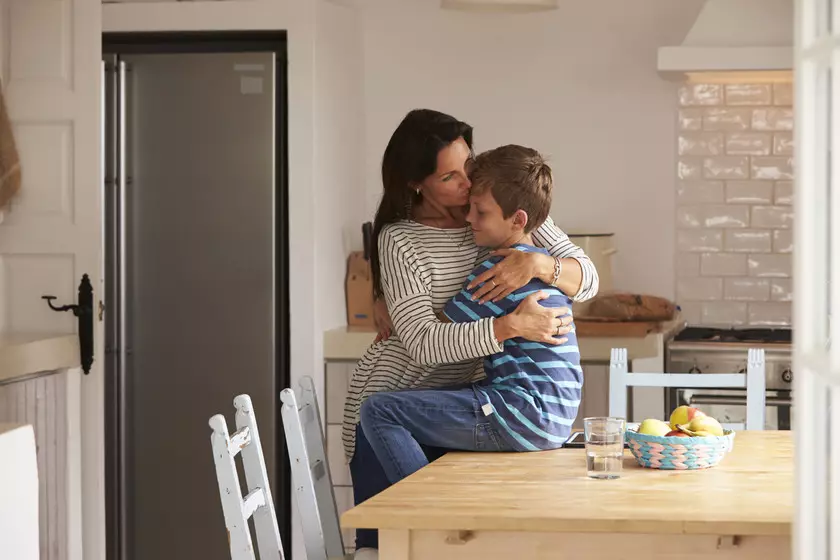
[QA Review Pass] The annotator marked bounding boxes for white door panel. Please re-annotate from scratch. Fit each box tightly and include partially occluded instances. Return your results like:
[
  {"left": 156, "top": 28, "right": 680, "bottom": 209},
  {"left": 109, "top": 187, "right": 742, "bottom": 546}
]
[{"left": 0, "top": 1, "right": 103, "bottom": 559}]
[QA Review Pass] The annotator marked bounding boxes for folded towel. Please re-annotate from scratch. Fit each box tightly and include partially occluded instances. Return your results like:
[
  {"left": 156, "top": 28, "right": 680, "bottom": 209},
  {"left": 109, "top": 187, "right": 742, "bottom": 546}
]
[{"left": 0, "top": 84, "right": 21, "bottom": 211}]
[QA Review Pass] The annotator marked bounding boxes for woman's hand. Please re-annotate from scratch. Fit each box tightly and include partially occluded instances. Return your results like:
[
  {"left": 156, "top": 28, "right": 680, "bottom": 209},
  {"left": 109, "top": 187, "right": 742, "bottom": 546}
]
[
  {"left": 373, "top": 297, "right": 394, "bottom": 343},
  {"left": 493, "top": 291, "right": 573, "bottom": 345},
  {"left": 468, "top": 249, "right": 555, "bottom": 304}
]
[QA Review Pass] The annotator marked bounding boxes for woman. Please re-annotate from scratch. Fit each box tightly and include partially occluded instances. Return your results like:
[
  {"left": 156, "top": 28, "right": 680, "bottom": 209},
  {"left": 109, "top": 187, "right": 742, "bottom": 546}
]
[{"left": 344, "top": 109, "right": 599, "bottom": 555}]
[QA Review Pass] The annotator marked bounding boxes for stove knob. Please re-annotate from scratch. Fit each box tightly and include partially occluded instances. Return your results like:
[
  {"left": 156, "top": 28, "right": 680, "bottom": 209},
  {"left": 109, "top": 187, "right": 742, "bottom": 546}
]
[
  {"left": 688, "top": 366, "right": 702, "bottom": 374},
  {"left": 782, "top": 369, "right": 793, "bottom": 384}
]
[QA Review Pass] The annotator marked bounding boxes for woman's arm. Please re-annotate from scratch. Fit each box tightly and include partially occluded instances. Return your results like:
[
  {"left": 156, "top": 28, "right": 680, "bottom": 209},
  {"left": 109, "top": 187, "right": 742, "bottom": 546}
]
[
  {"left": 379, "top": 228, "right": 570, "bottom": 366},
  {"left": 468, "top": 216, "right": 600, "bottom": 303},
  {"left": 532, "top": 216, "right": 599, "bottom": 301}
]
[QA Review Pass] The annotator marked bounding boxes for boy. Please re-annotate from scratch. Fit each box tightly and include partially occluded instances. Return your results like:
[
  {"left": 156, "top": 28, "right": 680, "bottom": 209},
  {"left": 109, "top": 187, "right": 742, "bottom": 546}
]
[{"left": 360, "top": 145, "right": 581, "bottom": 484}]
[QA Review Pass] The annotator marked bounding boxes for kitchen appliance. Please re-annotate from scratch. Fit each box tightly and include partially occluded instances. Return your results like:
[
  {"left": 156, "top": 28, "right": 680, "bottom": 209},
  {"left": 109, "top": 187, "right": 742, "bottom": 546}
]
[
  {"left": 665, "top": 327, "right": 792, "bottom": 430},
  {"left": 102, "top": 33, "right": 290, "bottom": 560}
]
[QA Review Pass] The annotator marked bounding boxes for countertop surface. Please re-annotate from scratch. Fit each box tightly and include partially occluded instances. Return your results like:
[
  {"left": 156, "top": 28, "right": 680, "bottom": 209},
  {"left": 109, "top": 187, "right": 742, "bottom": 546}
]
[
  {"left": 324, "top": 315, "right": 686, "bottom": 362},
  {"left": 0, "top": 332, "right": 79, "bottom": 384},
  {"left": 342, "top": 431, "right": 792, "bottom": 536}
]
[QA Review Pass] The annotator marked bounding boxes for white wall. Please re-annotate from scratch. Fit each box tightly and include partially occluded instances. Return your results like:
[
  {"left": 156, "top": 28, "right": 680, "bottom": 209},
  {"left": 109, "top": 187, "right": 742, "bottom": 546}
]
[
  {"left": 314, "top": 0, "right": 367, "bottom": 401},
  {"left": 359, "top": 0, "right": 706, "bottom": 299}
]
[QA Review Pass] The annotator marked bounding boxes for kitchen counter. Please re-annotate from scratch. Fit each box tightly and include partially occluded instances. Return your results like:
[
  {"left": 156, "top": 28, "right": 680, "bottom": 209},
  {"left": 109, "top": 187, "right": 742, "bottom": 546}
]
[
  {"left": 323, "top": 315, "right": 686, "bottom": 363},
  {"left": 342, "top": 431, "right": 792, "bottom": 560},
  {"left": 0, "top": 333, "right": 79, "bottom": 385}
]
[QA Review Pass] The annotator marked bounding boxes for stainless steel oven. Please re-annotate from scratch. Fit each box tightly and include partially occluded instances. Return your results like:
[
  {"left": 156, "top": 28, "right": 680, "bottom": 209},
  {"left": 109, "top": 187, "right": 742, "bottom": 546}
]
[{"left": 665, "top": 327, "right": 792, "bottom": 430}]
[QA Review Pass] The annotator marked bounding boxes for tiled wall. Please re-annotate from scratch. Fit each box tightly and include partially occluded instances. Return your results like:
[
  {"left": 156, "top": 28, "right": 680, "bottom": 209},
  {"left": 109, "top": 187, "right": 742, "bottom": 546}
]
[{"left": 675, "top": 82, "right": 794, "bottom": 327}]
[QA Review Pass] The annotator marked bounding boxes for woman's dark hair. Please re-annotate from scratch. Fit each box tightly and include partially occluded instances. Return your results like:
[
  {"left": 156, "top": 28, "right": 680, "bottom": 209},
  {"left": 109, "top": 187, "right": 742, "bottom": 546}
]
[{"left": 371, "top": 109, "right": 473, "bottom": 299}]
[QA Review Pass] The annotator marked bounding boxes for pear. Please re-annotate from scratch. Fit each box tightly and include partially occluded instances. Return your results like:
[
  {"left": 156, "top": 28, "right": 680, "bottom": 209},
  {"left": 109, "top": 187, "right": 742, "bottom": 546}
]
[
  {"left": 685, "top": 416, "right": 724, "bottom": 437},
  {"left": 669, "top": 405, "right": 706, "bottom": 430},
  {"left": 637, "top": 418, "right": 671, "bottom": 437}
]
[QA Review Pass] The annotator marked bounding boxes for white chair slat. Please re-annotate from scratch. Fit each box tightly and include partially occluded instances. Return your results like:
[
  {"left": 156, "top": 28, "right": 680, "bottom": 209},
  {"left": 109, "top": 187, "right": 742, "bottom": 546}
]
[{"left": 608, "top": 347, "right": 767, "bottom": 431}]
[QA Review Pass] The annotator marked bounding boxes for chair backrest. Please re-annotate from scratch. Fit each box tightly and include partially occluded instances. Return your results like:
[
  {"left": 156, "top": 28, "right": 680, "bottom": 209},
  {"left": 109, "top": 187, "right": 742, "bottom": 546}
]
[
  {"left": 209, "top": 395, "right": 284, "bottom": 560},
  {"left": 608, "top": 347, "right": 767, "bottom": 430},
  {"left": 280, "top": 376, "right": 345, "bottom": 560}
]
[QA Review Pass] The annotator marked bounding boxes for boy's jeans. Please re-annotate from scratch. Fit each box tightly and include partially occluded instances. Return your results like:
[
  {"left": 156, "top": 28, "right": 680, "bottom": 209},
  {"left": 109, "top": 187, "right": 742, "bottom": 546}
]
[{"left": 359, "top": 385, "right": 513, "bottom": 484}]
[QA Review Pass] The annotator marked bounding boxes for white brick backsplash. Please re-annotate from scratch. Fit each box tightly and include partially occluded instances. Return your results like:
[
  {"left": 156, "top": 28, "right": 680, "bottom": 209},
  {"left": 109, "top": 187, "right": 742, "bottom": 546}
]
[
  {"left": 752, "top": 108, "right": 794, "bottom": 131},
  {"left": 773, "top": 229, "right": 793, "bottom": 253},
  {"left": 748, "top": 302, "right": 792, "bottom": 326},
  {"left": 676, "top": 253, "right": 701, "bottom": 277},
  {"left": 702, "top": 302, "right": 748, "bottom": 325},
  {"left": 771, "top": 279, "right": 793, "bottom": 302},
  {"left": 701, "top": 253, "right": 747, "bottom": 276},
  {"left": 679, "top": 132, "right": 724, "bottom": 156},
  {"left": 678, "top": 302, "right": 703, "bottom": 324},
  {"left": 748, "top": 254, "right": 792, "bottom": 277},
  {"left": 752, "top": 206, "right": 794, "bottom": 228},
  {"left": 725, "top": 84, "right": 772, "bottom": 105},
  {"left": 680, "top": 84, "right": 723, "bottom": 106},
  {"left": 725, "top": 181, "right": 773, "bottom": 204},
  {"left": 725, "top": 278, "right": 771, "bottom": 301},
  {"left": 704, "top": 156, "right": 750, "bottom": 179},
  {"left": 704, "top": 108, "right": 752, "bottom": 131},
  {"left": 678, "top": 158, "right": 704, "bottom": 179},
  {"left": 773, "top": 83, "right": 793, "bottom": 106},
  {"left": 725, "top": 132, "right": 772, "bottom": 155},
  {"left": 677, "top": 205, "right": 749, "bottom": 228},
  {"left": 679, "top": 109, "right": 703, "bottom": 131},
  {"left": 677, "top": 229, "right": 723, "bottom": 252},
  {"left": 773, "top": 133, "right": 794, "bottom": 155},
  {"left": 724, "top": 229, "right": 772, "bottom": 253},
  {"left": 677, "top": 277, "right": 723, "bottom": 301},
  {"left": 775, "top": 181, "right": 793, "bottom": 205},
  {"left": 677, "top": 181, "right": 724, "bottom": 204},
  {"left": 751, "top": 156, "right": 794, "bottom": 180},
  {"left": 675, "top": 81, "right": 794, "bottom": 327}
]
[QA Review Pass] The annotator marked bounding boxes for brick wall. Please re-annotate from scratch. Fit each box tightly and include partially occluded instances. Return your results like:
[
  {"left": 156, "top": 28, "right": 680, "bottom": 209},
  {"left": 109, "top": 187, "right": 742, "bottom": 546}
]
[{"left": 675, "top": 82, "right": 794, "bottom": 326}]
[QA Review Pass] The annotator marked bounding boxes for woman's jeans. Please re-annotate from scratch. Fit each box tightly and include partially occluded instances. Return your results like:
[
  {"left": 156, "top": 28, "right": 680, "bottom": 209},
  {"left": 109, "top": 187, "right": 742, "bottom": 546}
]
[{"left": 348, "top": 386, "right": 511, "bottom": 549}]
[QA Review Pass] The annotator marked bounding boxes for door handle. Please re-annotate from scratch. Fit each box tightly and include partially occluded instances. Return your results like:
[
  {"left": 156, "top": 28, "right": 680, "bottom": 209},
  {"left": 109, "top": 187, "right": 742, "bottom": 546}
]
[{"left": 41, "top": 273, "right": 94, "bottom": 374}]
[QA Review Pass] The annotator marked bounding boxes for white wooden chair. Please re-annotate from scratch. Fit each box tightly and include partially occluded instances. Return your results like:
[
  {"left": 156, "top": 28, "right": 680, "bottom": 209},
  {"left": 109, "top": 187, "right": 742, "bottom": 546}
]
[
  {"left": 280, "top": 376, "right": 349, "bottom": 560},
  {"left": 609, "top": 347, "right": 767, "bottom": 431},
  {"left": 210, "top": 378, "right": 351, "bottom": 560},
  {"left": 209, "top": 395, "right": 284, "bottom": 560}
]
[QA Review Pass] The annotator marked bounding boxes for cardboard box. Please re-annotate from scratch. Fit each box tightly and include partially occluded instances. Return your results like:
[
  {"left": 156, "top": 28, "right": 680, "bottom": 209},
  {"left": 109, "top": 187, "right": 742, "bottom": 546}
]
[{"left": 346, "top": 251, "right": 375, "bottom": 327}]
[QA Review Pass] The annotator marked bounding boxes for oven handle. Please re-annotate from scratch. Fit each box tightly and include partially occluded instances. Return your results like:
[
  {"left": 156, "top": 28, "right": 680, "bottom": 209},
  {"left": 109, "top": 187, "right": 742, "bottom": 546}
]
[{"left": 688, "top": 393, "right": 792, "bottom": 407}]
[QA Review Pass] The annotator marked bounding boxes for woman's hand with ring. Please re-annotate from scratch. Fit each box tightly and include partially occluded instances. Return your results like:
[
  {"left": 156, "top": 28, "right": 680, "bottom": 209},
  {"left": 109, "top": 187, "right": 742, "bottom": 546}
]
[
  {"left": 493, "top": 291, "right": 573, "bottom": 345},
  {"left": 468, "top": 249, "right": 556, "bottom": 304}
]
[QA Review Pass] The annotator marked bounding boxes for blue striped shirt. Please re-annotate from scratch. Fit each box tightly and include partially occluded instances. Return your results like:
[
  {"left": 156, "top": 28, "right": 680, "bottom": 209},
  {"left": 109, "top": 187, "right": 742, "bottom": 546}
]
[{"left": 442, "top": 244, "right": 582, "bottom": 451}]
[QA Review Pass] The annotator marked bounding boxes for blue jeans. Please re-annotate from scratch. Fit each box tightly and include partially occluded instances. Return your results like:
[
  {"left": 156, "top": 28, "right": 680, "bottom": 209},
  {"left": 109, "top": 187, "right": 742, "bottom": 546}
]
[
  {"left": 349, "top": 423, "right": 447, "bottom": 549},
  {"left": 359, "top": 386, "right": 513, "bottom": 485}
]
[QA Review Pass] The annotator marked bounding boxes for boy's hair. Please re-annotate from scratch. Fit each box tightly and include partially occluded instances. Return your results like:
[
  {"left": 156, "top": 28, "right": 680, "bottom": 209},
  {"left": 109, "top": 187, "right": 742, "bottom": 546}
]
[{"left": 470, "top": 144, "right": 553, "bottom": 233}]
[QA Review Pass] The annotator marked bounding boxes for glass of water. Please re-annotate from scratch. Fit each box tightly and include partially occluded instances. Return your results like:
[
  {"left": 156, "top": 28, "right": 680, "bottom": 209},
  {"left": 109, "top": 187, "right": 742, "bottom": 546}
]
[{"left": 584, "top": 417, "right": 626, "bottom": 479}]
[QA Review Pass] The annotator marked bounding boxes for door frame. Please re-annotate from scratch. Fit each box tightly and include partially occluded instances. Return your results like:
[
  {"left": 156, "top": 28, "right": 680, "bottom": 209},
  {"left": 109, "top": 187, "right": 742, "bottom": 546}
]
[{"left": 101, "top": 31, "right": 292, "bottom": 559}]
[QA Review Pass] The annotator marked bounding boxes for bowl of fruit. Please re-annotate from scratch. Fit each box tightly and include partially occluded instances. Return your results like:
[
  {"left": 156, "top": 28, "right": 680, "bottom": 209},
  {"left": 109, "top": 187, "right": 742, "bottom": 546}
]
[{"left": 625, "top": 406, "right": 735, "bottom": 470}]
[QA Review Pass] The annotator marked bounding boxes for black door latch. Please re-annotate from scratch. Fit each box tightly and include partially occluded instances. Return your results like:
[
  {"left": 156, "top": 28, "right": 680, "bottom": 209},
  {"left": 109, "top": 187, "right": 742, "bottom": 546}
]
[{"left": 42, "top": 274, "right": 94, "bottom": 374}]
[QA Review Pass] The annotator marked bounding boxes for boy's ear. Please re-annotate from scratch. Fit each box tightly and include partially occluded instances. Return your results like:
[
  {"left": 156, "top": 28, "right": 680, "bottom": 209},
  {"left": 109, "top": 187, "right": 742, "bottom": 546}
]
[{"left": 512, "top": 209, "right": 529, "bottom": 231}]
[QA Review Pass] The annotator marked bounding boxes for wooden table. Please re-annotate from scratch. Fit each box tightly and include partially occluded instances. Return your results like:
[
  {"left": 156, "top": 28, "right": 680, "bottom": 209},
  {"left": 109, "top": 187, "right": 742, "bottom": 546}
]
[{"left": 341, "top": 431, "right": 792, "bottom": 560}]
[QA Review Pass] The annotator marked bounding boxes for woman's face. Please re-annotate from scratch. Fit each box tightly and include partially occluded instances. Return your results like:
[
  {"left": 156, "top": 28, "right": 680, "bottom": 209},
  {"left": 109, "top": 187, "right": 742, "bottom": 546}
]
[{"left": 417, "top": 137, "right": 474, "bottom": 209}]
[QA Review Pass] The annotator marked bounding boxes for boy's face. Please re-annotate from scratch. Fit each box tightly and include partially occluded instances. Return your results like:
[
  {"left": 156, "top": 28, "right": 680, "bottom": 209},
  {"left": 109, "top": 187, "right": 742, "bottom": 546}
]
[{"left": 466, "top": 188, "right": 524, "bottom": 248}]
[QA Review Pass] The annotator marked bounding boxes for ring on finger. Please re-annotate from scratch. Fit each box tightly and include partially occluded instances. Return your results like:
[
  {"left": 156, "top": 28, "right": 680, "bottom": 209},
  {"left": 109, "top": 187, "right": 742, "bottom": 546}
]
[
  {"left": 491, "top": 280, "right": 497, "bottom": 288},
  {"left": 555, "top": 325, "right": 563, "bottom": 336}
]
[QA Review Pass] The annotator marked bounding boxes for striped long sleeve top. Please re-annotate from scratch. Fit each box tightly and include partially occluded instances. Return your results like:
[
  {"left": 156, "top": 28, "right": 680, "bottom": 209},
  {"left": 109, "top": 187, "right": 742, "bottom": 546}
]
[{"left": 341, "top": 216, "right": 598, "bottom": 460}]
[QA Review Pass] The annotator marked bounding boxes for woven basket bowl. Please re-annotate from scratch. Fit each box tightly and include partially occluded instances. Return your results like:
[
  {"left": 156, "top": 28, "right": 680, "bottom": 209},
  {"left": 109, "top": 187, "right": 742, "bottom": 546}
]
[{"left": 625, "top": 429, "right": 736, "bottom": 470}]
